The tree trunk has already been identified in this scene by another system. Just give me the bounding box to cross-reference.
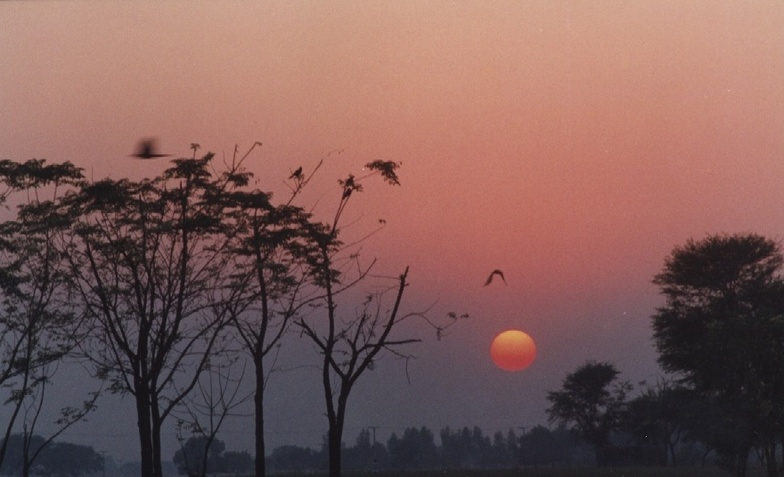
[764,442,777,477]
[327,390,349,477]
[135,387,154,477]
[152,404,164,477]
[734,445,749,477]
[327,421,343,477]
[21,432,30,477]
[254,360,266,477]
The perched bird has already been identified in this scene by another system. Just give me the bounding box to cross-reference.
[131,139,171,159]
[341,174,356,199]
[484,269,507,287]
[289,166,303,180]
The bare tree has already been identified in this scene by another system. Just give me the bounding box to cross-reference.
[174,358,251,477]
[61,150,248,477]
[297,161,450,477]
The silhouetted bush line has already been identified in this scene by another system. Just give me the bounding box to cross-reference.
[261,423,713,474]
[264,467,737,477]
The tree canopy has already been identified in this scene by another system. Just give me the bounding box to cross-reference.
[546,361,630,466]
[652,233,784,477]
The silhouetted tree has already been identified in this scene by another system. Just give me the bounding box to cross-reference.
[173,436,225,477]
[298,161,452,477]
[222,450,253,475]
[440,426,493,468]
[0,434,43,476]
[35,441,103,477]
[343,428,386,471]
[387,427,439,470]
[174,359,251,477]
[225,146,322,477]
[546,361,631,465]
[267,445,323,473]
[0,160,97,475]
[624,379,692,466]
[518,425,575,467]
[505,429,520,466]
[62,152,247,477]
[652,233,784,477]
[0,435,102,477]
[490,431,515,468]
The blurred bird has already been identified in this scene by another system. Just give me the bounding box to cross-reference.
[289,166,303,180]
[131,138,171,159]
[484,269,507,287]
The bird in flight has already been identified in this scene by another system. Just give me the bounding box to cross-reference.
[131,139,171,159]
[484,269,507,287]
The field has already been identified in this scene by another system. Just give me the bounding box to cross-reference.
[269,467,753,477]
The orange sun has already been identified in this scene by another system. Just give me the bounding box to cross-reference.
[490,330,537,372]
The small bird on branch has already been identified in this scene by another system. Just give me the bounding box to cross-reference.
[289,166,303,180]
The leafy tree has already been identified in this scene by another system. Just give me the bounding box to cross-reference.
[173,436,225,477]
[62,152,247,477]
[267,445,323,474]
[652,233,784,477]
[35,441,103,477]
[488,430,517,469]
[439,426,492,469]
[387,427,439,470]
[222,450,253,475]
[0,434,43,476]
[518,425,575,467]
[225,146,321,477]
[546,361,631,465]
[0,435,103,477]
[0,160,97,475]
[623,379,692,466]
[342,428,386,471]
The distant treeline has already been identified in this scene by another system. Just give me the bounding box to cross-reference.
[261,424,705,474]
[0,435,102,477]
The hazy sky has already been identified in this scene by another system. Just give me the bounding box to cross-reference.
[2,0,784,463]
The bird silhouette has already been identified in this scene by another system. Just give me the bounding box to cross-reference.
[289,166,303,180]
[484,269,507,287]
[341,174,356,199]
[131,139,171,159]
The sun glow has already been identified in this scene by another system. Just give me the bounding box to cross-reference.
[490,330,537,372]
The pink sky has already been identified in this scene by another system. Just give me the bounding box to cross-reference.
[2,1,784,462]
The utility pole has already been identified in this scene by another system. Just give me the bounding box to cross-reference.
[367,426,380,445]
[367,426,381,472]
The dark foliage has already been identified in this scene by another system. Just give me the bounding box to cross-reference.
[652,233,784,477]
[0,435,102,477]
[546,361,631,466]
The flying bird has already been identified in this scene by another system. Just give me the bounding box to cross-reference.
[484,269,507,287]
[131,139,171,159]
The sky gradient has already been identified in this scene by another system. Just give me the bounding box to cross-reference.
[2,1,784,463]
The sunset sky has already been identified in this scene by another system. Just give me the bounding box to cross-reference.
[2,1,784,463]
